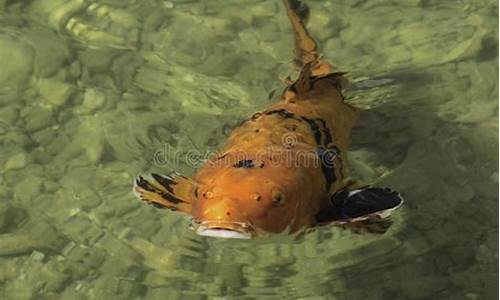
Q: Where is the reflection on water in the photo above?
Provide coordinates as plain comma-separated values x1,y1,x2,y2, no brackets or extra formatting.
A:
0,0,497,299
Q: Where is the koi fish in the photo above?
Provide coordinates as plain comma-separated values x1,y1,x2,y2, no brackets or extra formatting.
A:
133,0,403,239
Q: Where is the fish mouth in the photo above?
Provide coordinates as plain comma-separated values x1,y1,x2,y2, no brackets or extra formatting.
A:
190,220,254,239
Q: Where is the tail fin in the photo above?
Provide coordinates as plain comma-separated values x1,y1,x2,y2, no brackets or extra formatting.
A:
282,0,332,76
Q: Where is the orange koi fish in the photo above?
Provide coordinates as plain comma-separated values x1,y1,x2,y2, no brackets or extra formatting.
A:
133,0,403,239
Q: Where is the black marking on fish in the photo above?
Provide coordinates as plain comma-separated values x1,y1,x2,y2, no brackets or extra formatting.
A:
234,107,344,190
161,191,185,204
271,110,344,190
264,108,297,119
233,159,255,168
137,175,185,204
136,176,158,193
315,118,345,184
316,118,333,147
289,0,310,24
240,108,301,129
236,111,265,128
299,116,344,191
150,202,167,209
263,109,324,147
260,109,341,190
325,143,344,178
251,112,263,121
237,118,248,127
262,110,332,150
263,110,327,151
208,152,228,167
334,145,345,178
151,173,176,194
212,153,228,161
316,148,337,191
300,116,322,145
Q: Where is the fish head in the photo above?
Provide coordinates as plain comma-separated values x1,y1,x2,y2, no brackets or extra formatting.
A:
191,162,315,239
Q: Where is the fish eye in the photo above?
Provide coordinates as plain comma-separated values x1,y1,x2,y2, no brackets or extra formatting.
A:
271,191,286,206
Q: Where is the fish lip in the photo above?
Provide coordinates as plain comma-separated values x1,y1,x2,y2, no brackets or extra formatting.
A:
190,220,254,239
197,228,252,239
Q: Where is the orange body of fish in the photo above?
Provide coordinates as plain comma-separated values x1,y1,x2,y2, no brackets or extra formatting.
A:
133,0,403,239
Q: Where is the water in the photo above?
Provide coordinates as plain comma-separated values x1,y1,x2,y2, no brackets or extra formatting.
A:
0,0,497,299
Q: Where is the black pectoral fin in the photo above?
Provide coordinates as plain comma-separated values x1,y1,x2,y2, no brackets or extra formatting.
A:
133,173,196,213
335,187,403,220
316,187,403,233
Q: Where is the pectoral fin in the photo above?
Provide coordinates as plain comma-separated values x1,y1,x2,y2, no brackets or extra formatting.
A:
315,187,403,234
133,173,196,214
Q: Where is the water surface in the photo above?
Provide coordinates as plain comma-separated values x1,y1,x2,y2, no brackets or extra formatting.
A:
0,0,497,299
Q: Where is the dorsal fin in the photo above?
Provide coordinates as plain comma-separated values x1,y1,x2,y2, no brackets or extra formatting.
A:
293,62,314,95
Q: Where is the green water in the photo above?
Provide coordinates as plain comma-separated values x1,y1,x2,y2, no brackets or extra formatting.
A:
0,0,498,299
